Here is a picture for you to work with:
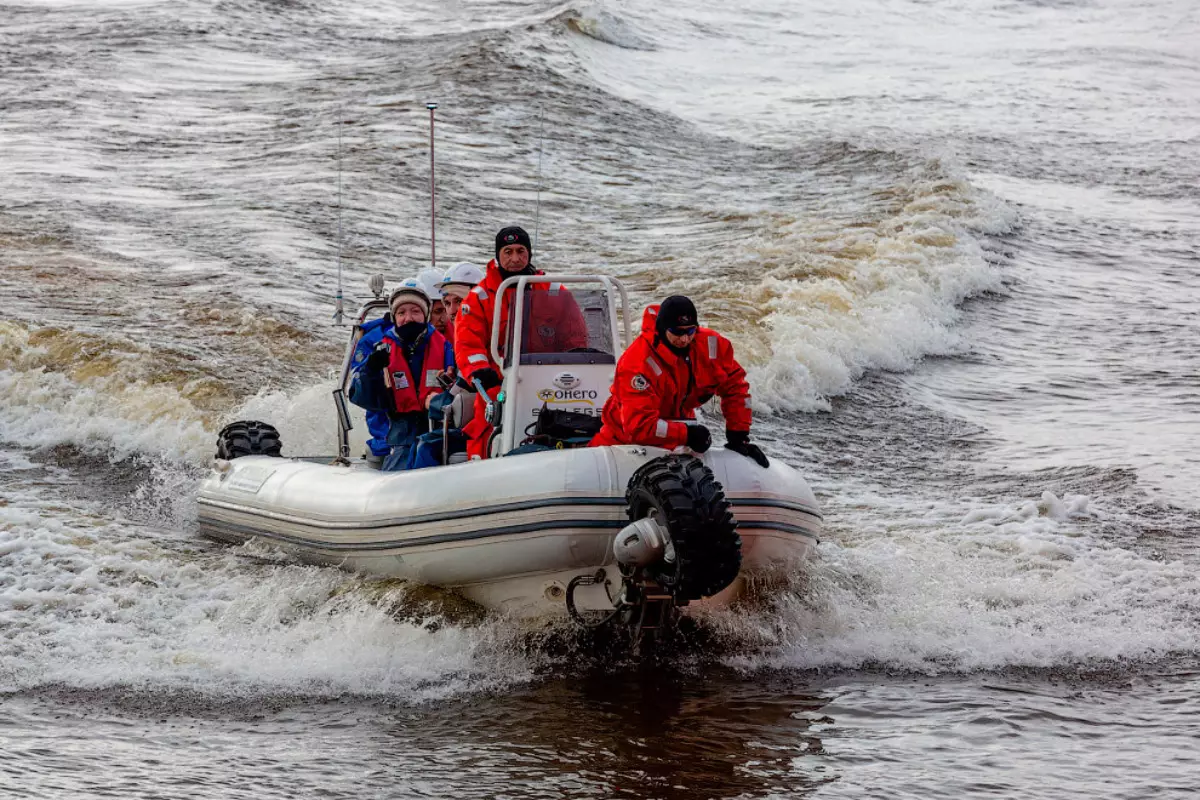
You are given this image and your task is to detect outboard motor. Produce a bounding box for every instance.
[566,454,742,648]
[613,516,673,569]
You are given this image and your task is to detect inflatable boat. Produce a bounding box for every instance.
[196,276,822,635]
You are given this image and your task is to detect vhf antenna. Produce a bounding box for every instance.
[333,110,345,326]
[427,101,438,269]
[532,106,546,256]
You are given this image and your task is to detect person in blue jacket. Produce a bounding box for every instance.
[351,313,394,467]
[348,279,456,471]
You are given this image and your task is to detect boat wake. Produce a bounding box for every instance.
[3,443,1195,704]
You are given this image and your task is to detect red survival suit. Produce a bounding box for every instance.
[590,306,752,449]
[454,260,589,458]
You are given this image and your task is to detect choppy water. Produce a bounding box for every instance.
[2,0,1198,797]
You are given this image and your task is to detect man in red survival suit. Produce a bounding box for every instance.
[454,225,589,459]
[590,295,770,468]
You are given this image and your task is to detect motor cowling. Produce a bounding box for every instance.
[613,516,672,569]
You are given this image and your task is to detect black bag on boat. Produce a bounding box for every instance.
[523,404,603,449]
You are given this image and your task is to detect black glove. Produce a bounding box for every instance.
[365,344,390,372]
[685,424,712,453]
[725,429,769,468]
[473,368,502,391]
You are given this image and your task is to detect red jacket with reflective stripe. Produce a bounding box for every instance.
[385,328,451,413]
[453,260,589,381]
[591,306,752,448]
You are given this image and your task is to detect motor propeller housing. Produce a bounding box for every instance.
[613,516,673,569]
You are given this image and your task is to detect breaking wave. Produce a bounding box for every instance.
[646,160,1015,414]
[0,319,345,467]
[562,7,658,51]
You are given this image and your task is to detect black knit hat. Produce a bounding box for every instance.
[495,226,532,257]
[656,295,699,335]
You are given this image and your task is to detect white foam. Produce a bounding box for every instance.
[0,364,213,464]
[743,169,1014,413]
[0,490,533,699]
[0,322,364,468]
[230,383,370,459]
[718,490,1199,673]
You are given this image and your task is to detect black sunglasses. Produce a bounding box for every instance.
[667,325,698,337]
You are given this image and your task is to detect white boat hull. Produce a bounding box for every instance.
[196,445,822,618]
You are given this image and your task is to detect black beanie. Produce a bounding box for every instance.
[495,226,532,257]
[656,295,699,335]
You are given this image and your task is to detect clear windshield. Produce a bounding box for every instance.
[517,286,616,365]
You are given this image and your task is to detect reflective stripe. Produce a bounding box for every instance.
[471,286,488,299]
[468,353,488,364]
[655,420,669,439]
[645,357,663,376]
[707,335,718,360]
[548,284,560,296]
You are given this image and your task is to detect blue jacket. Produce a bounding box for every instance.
[348,324,455,470]
[351,317,393,456]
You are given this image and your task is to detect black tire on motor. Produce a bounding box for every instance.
[216,420,283,460]
[625,454,742,603]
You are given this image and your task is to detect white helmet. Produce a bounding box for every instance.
[416,268,444,302]
[436,262,485,291]
[388,277,431,317]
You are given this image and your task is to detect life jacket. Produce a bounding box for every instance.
[385,328,450,414]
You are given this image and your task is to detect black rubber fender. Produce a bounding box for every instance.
[625,454,742,603]
[216,420,283,460]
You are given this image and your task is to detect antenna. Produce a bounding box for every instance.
[532,106,546,256]
[333,111,345,326]
[427,101,438,270]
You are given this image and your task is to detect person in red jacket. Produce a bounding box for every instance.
[435,262,486,346]
[590,295,769,467]
[454,225,589,458]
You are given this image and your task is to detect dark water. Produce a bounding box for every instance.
[6,663,1197,799]
[2,0,1199,797]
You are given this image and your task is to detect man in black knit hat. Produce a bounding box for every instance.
[453,225,588,458]
[590,294,769,467]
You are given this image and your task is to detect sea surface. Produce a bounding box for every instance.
[1,0,1198,797]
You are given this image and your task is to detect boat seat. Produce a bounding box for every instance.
[448,388,478,430]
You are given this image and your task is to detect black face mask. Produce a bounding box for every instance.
[396,320,427,342]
